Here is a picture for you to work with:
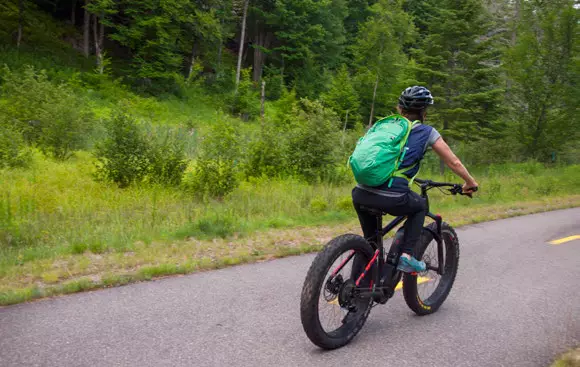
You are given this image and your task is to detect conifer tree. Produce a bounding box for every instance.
[352,0,415,126]
[321,64,361,129]
[409,0,504,149]
[505,0,579,161]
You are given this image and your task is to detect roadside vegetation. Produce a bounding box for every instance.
[0,1,578,304]
[552,347,580,367]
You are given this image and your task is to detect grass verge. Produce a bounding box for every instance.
[1,195,579,306]
[552,347,580,367]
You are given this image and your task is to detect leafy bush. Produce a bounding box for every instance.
[228,69,260,120]
[336,196,354,212]
[185,159,238,199]
[287,99,341,181]
[147,128,188,186]
[244,126,288,179]
[0,124,31,168]
[0,65,93,160]
[94,110,187,187]
[183,120,241,198]
[309,196,328,213]
[94,111,152,187]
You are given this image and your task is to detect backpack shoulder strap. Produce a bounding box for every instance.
[386,117,417,188]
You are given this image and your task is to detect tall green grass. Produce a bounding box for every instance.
[1,151,579,279]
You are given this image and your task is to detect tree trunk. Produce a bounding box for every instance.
[260,80,266,127]
[17,0,23,48]
[252,29,273,82]
[187,41,198,81]
[530,102,547,157]
[341,110,349,146]
[71,0,77,25]
[507,0,521,91]
[83,0,90,57]
[216,42,222,74]
[92,14,103,73]
[235,0,250,90]
[99,12,104,47]
[367,74,379,128]
[511,0,520,46]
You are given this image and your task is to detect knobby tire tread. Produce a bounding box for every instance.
[300,234,374,349]
[402,222,459,315]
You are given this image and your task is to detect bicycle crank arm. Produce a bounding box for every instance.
[355,287,395,303]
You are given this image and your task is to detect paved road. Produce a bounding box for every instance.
[1,208,579,367]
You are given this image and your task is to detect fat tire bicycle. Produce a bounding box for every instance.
[300,178,477,349]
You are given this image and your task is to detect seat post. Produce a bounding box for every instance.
[375,214,383,247]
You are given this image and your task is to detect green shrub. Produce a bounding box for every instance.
[94,111,152,187]
[37,93,94,160]
[183,120,241,198]
[94,109,187,188]
[288,99,341,181]
[0,65,94,160]
[244,127,288,179]
[147,128,188,186]
[336,196,354,212]
[228,69,260,120]
[184,159,238,199]
[310,196,328,213]
[0,124,31,168]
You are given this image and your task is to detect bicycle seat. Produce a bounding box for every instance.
[358,205,385,217]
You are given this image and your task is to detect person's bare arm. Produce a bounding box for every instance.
[431,137,478,192]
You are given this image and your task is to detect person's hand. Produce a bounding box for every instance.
[462,180,478,194]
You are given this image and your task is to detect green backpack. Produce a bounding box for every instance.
[349,114,418,187]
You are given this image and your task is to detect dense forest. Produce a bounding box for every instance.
[0,0,578,187]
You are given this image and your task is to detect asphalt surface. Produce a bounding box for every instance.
[1,208,579,367]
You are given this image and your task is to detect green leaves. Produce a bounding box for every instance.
[94,109,187,187]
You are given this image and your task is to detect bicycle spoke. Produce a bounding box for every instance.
[317,251,357,333]
[418,240,442,301]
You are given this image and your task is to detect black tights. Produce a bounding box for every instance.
[351,187,427,256]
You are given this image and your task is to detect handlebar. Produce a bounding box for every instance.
[414,178,479,198]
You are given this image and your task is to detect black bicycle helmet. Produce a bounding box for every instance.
[398,86,434,110]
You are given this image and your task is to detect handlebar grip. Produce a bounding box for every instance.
[462,186,478,198]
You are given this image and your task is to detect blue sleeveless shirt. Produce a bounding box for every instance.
[372,123,440,192]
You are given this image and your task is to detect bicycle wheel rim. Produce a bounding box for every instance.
[316,249,372,338]
[416,230,457,306]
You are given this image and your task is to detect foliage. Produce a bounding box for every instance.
[0,0,578,170]
[228,69,260,120]
[94,110,153,187]
[409,0,505,144]
[0,124,30,168]
[504,0,579,161]
[287,99,341,181]
[352,0,416,125]
[0,66,94,160]
[94,109,187,187]
[183,119,241,198]
[147,127,189,186]
[321,64,361,129]
[244,126,288,179]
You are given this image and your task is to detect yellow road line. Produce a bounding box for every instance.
[328,297,339,306]
[395,276,431,290]
[549,235,580,245]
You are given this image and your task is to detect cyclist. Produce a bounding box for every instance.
[352,86,478,273]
